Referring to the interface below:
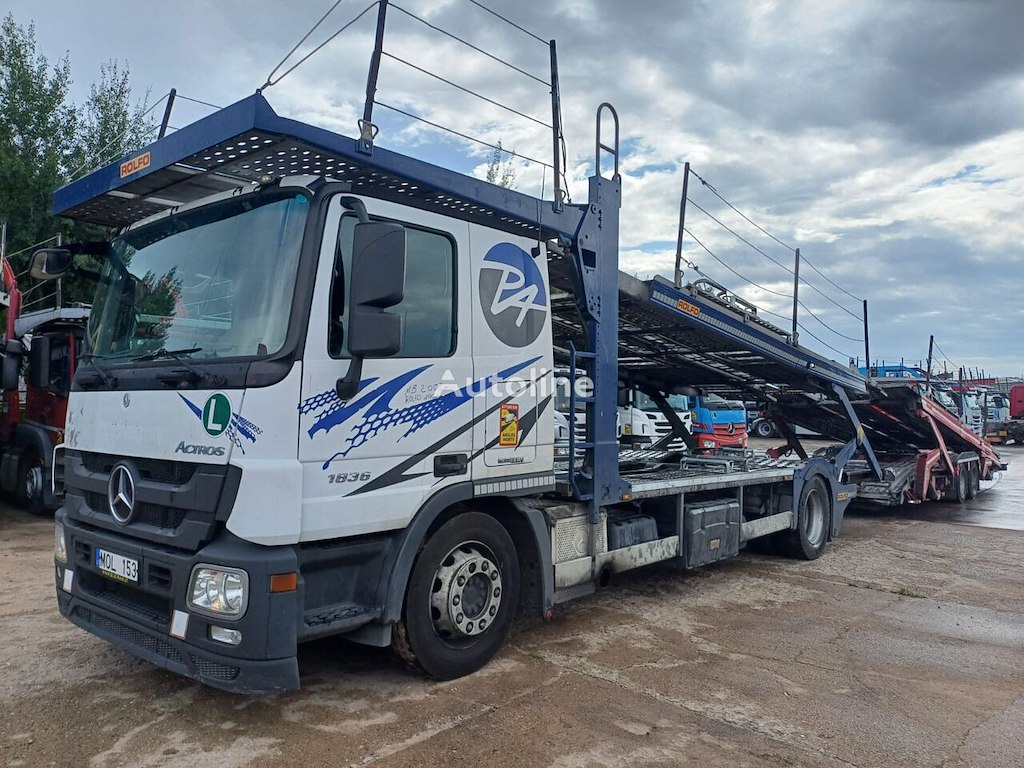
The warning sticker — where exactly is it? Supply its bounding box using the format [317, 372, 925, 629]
[499, 403, 520, 447]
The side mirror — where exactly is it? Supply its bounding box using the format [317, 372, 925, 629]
[335, 221, 407, 400]
[30, 248, 73, 280]
[346, 222, 407, 357]
[1, 339, 23, 391]
[616, 386, 630, 408]
[28, 336, 51, 390]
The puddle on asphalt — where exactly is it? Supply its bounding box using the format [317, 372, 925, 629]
[853, 445, 1024, 532]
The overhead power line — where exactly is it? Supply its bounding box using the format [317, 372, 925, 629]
[465, 0, 548, 45]
[688, 165, 864, 303]
[175, 94, 222, 110]
[390, 3, 550, 86]
[382, 52, 552, 129]
[683, 227, 860, 356]
[261, 1, 379, 90]
[374, 101, 554, 168]
[687, 197, 862, 321]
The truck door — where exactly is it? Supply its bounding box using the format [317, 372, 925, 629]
[298, 195, 474, 540]
[469, 226, 554, 484]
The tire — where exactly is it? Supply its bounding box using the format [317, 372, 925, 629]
[780, 476, 831, 560]
[965, 463, 978, 500]
[392, 512, 520, 680]
[18, 450, 48, 516]
[755, 420, 775, 438]
[952, 465, 968, 504]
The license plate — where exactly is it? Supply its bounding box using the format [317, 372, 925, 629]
[95, 547, 139, 583]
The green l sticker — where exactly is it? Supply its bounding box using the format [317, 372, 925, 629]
[203, 393, 231, 437]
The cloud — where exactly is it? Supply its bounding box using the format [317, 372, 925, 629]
[8, 0, 1024, 374]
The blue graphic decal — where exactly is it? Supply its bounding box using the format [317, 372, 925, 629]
[179, 394, 263, 454]
[482, 242, 548, 322]
[298, 357, 540, 469]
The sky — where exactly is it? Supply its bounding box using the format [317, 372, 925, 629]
[7, 0, 1024, 378]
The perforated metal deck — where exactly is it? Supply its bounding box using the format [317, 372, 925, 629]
[55, 93, 579, 242]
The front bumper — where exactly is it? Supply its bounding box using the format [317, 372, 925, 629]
[55, 509, 301, 694]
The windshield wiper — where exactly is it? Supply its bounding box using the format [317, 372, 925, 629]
[132, 346, 203, 362]
[77, 353, 119, 389]
[133, 347, 225, 387]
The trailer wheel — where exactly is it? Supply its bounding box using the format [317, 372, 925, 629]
[966, 463, 980, 499]
[952, 465, 968, 504]
[392, 512, 520, 680]
[781, 476, 830, 560]
[754, 420, 775, 438]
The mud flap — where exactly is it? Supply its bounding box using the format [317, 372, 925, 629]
[830, 481, 858, 537]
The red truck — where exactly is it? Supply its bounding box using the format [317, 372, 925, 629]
[0, 256, 88, 513]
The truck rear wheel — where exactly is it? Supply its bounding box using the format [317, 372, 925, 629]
[966, 463, 980, 499]
[754, 420, 775, 438]
[953, 465, 968, 504]
[392, 512, 520, 680]
[780, 476, 830, 560]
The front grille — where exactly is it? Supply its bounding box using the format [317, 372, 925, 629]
[74, 606, 183, 663]
[85, 492, 187, 531]
[191, 656, 240, 681]
[66, 449, 237, 551]
[81, 452, 197, 485]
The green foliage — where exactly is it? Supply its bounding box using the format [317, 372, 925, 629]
[485, 141, 516, 189]
[0, 14, 76, 256]
[0, 12, 155, 310]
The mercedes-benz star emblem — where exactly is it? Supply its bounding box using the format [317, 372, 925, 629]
[107, 464, 136, 524]
[123, 393, 131, 408]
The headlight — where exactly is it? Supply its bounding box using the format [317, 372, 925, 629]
[187, 565, 249, 619]
[54, 523, 67, 563]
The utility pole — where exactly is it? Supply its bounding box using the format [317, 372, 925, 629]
[791, 247, 800, 345]
[158, 88, 177, 139]
[359, 0, 390, 153]
[862, 299, 870, 375]
[673, 162, 690, 288]
[549, 40, 563, 211]
[926, 335, 934, 387]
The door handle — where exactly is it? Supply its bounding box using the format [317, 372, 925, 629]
[433, 453, 468, 477]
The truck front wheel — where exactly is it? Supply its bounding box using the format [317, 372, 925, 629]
[18, 450, 47, 516]
[392, 512, 520, 680]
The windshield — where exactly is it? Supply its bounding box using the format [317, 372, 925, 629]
[703, 392, 745, 410]
[634, 392, 690, 412]
[86, 190, 309, 362]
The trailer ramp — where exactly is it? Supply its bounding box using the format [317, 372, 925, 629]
[549, 269, 868, 401]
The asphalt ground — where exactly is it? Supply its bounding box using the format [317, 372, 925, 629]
[1, 444, 1022, 767]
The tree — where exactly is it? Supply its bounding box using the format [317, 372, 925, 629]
[0, 14, 154, 306]
[60, 61, 155, 305]
[485, 141, 516, 189]
[70, 59, 155, 181]
[0, 13, 76, 257]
